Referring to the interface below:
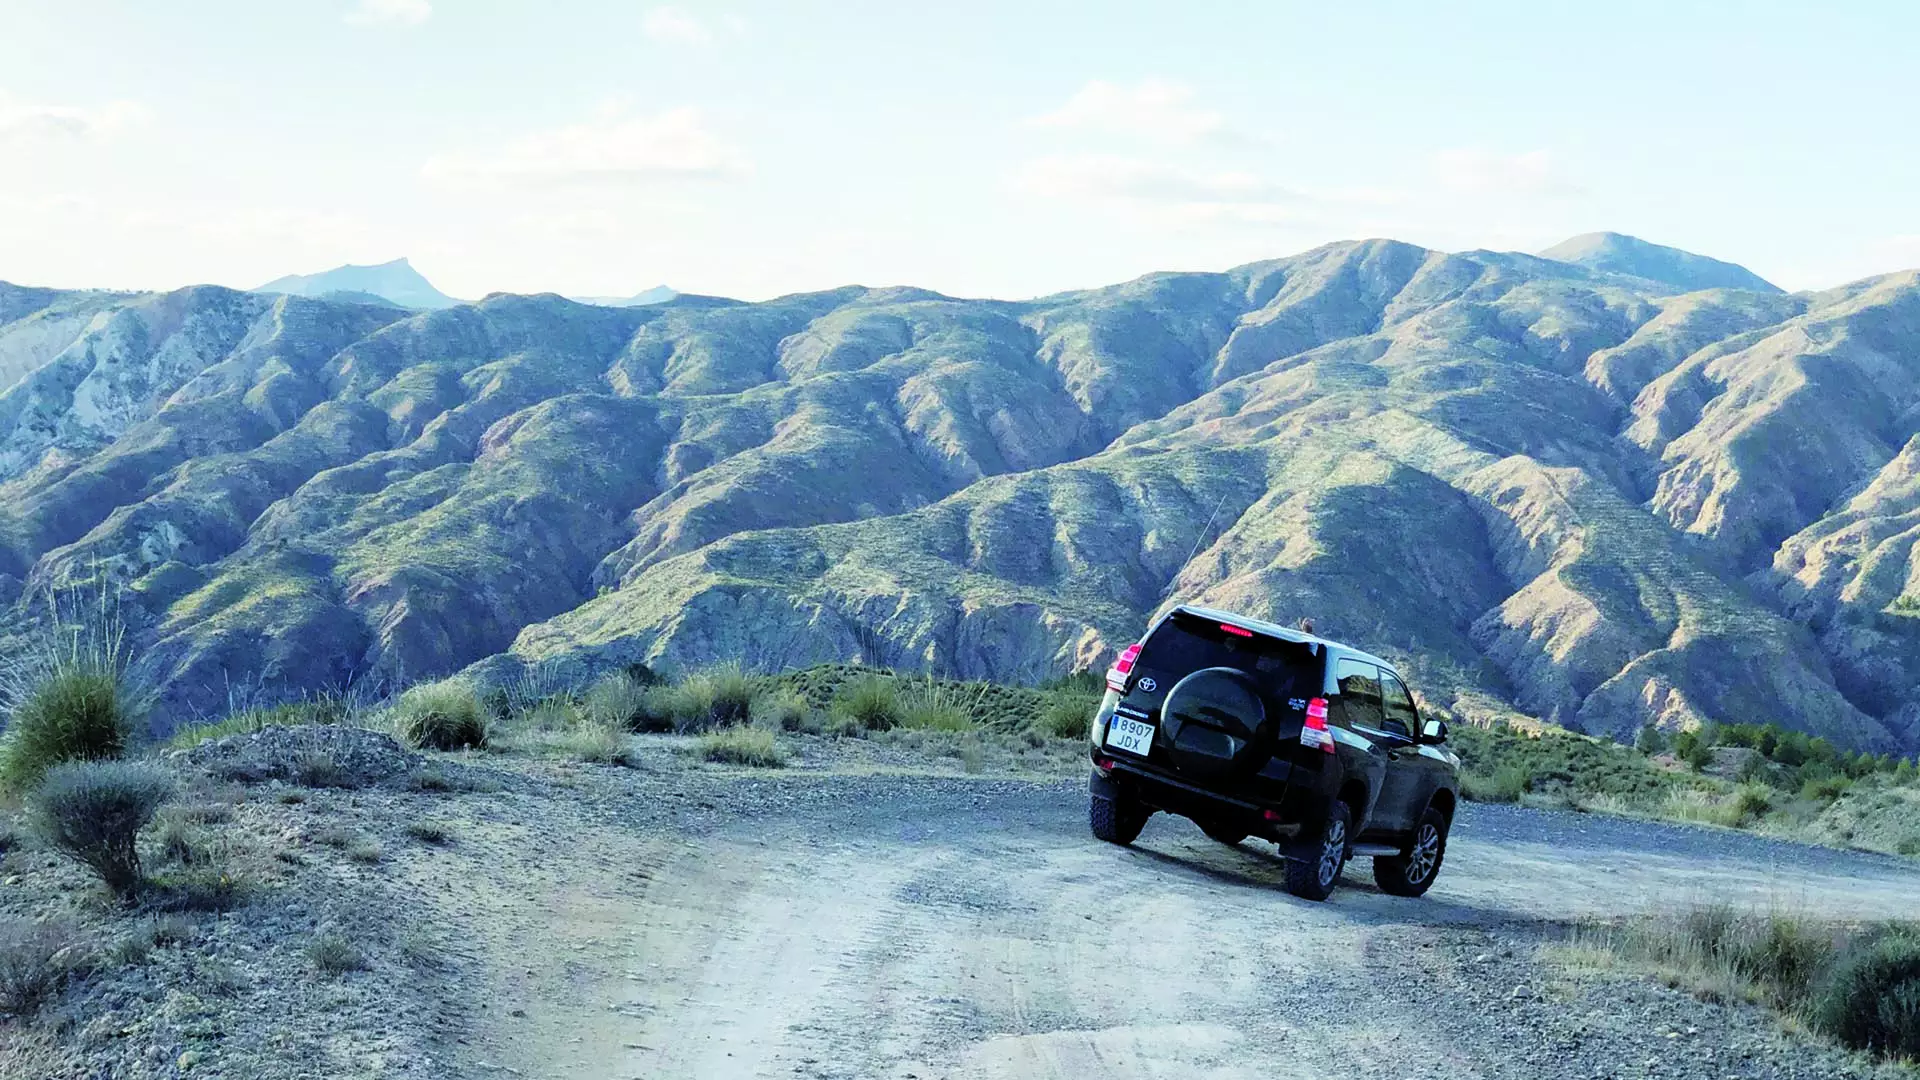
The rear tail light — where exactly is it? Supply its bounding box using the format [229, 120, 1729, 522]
[1105, 642, 1143, 692]
[1093, 755, 1116, 774]
[1300, 697, 1335, 753]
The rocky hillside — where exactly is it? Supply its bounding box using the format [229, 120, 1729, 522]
[1, 235, 1917, 751]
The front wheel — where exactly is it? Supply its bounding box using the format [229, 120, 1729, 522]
[1090, 792, 1149, 845]
[1283, 800, 1350, 901]
[1374, 806, 1449, 897]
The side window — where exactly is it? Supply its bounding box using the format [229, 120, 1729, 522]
[1379, 671, 1418, 740]
[1333, 658, 1384, 731]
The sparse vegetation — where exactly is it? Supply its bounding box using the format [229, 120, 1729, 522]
[166, 692, 359, 752]
[393, 681, 489, 751]
[697, 727, 787, 767]
[0, 918, 89, 1017]
[27, 760, 173, 901]
[404, 820, 453, 845]
[1567, 904, 1920, 1060]
[306, 931, 367, 976]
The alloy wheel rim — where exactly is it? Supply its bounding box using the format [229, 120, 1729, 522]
[1318, 819, 1347, 886]
[1408, 823, 1440, 882]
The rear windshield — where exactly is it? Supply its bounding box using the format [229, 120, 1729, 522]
[1137, 612, 1323, 695]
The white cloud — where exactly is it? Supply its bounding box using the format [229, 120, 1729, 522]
[1431, 148, 1581, 196]
[642, 6, 712, 44]
[0, 94, 147, 144]
[1029, 79, 1236, 144]
[345, 0, 431, 27]
[1010, 153, 1308, 225]
[420, 105, 748, 189]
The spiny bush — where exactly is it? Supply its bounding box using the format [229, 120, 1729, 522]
[583, 673, 649, 730]
[0, 918, 88, 1016]
[393, 681, 489, 751]
[898, 681, 976, 733]
[28, 761, 173, 901]
[698, 727, 788, 767]
[831, 675, 901, 734]
[1810, 929, 1920, 1058]
[666, 665, 757, 732]
[1036, 692, 1097, 740]
[559, 718, 634, 765]
[0, 666, 136, 795]
[750, 687, 814, 732]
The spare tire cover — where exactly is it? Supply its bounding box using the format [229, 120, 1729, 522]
[1159, 666, 1267, 780]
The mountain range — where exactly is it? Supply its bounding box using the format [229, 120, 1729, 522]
[1, 234, 1917, 752]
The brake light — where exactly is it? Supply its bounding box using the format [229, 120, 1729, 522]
[1300, 697, 1334, 753]
[1219, 622, 1253, 637]
[1105, 643, 1143, 692]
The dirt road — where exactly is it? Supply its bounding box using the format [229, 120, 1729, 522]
[419, 747, 1920, 1080]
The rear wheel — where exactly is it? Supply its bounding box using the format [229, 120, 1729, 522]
[1374, 806, 1449, 897]
[1199, 821, 1248, 846]
[1090, 791, 1149, 845]
[1283, 800, 1350, 901]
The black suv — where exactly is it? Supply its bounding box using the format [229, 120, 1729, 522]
[1087, 605, 1461, 901]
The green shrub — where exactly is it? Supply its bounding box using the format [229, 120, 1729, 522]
[0, 666, 135, 795]
[583, 673, 648, 730]
[697, 727, 788, 767]
[1810, 929, 1920, 1058]
[28, 761, 173, 900]
[1461, 763, 1529, 803]
[0, 918, 88, 1016]
[832, 675, 901, 734]
[393, 682, 489, 751]
[1036, 693, 1097, 740]
[1801, 775, 1852, 802]
[558, 719, 633, 766]
[750, 687, 814, 732]
[668, 665, 757, 731]
[899, 681, 976, 733]
[1634, 725, 1668, 754]
[166, 693, 358, 752]
[306, 931, 367, 976]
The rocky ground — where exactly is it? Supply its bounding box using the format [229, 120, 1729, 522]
[3, 728, 1917, 1079]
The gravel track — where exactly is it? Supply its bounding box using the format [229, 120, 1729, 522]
[417, 742, 1920, 1080]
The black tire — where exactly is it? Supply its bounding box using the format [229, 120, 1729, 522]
[1090, 792, 1149, 845]
[1283, 800, 1350, 901]
[1374, 806, 1449, 898]
[1199, 821, 1248, 846]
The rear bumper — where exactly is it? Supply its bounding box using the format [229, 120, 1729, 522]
[1090, 754, 1330, 843]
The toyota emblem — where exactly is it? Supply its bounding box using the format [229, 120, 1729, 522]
[1137, 677, 1157, 692]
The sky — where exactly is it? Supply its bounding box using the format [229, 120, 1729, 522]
[2, 0, 1917, 302]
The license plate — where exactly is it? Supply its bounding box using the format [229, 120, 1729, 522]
[1105, 714, 1155, 757]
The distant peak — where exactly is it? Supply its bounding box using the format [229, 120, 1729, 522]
[253, 257, 459, 309]
[1538, 232, 1781, 294]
